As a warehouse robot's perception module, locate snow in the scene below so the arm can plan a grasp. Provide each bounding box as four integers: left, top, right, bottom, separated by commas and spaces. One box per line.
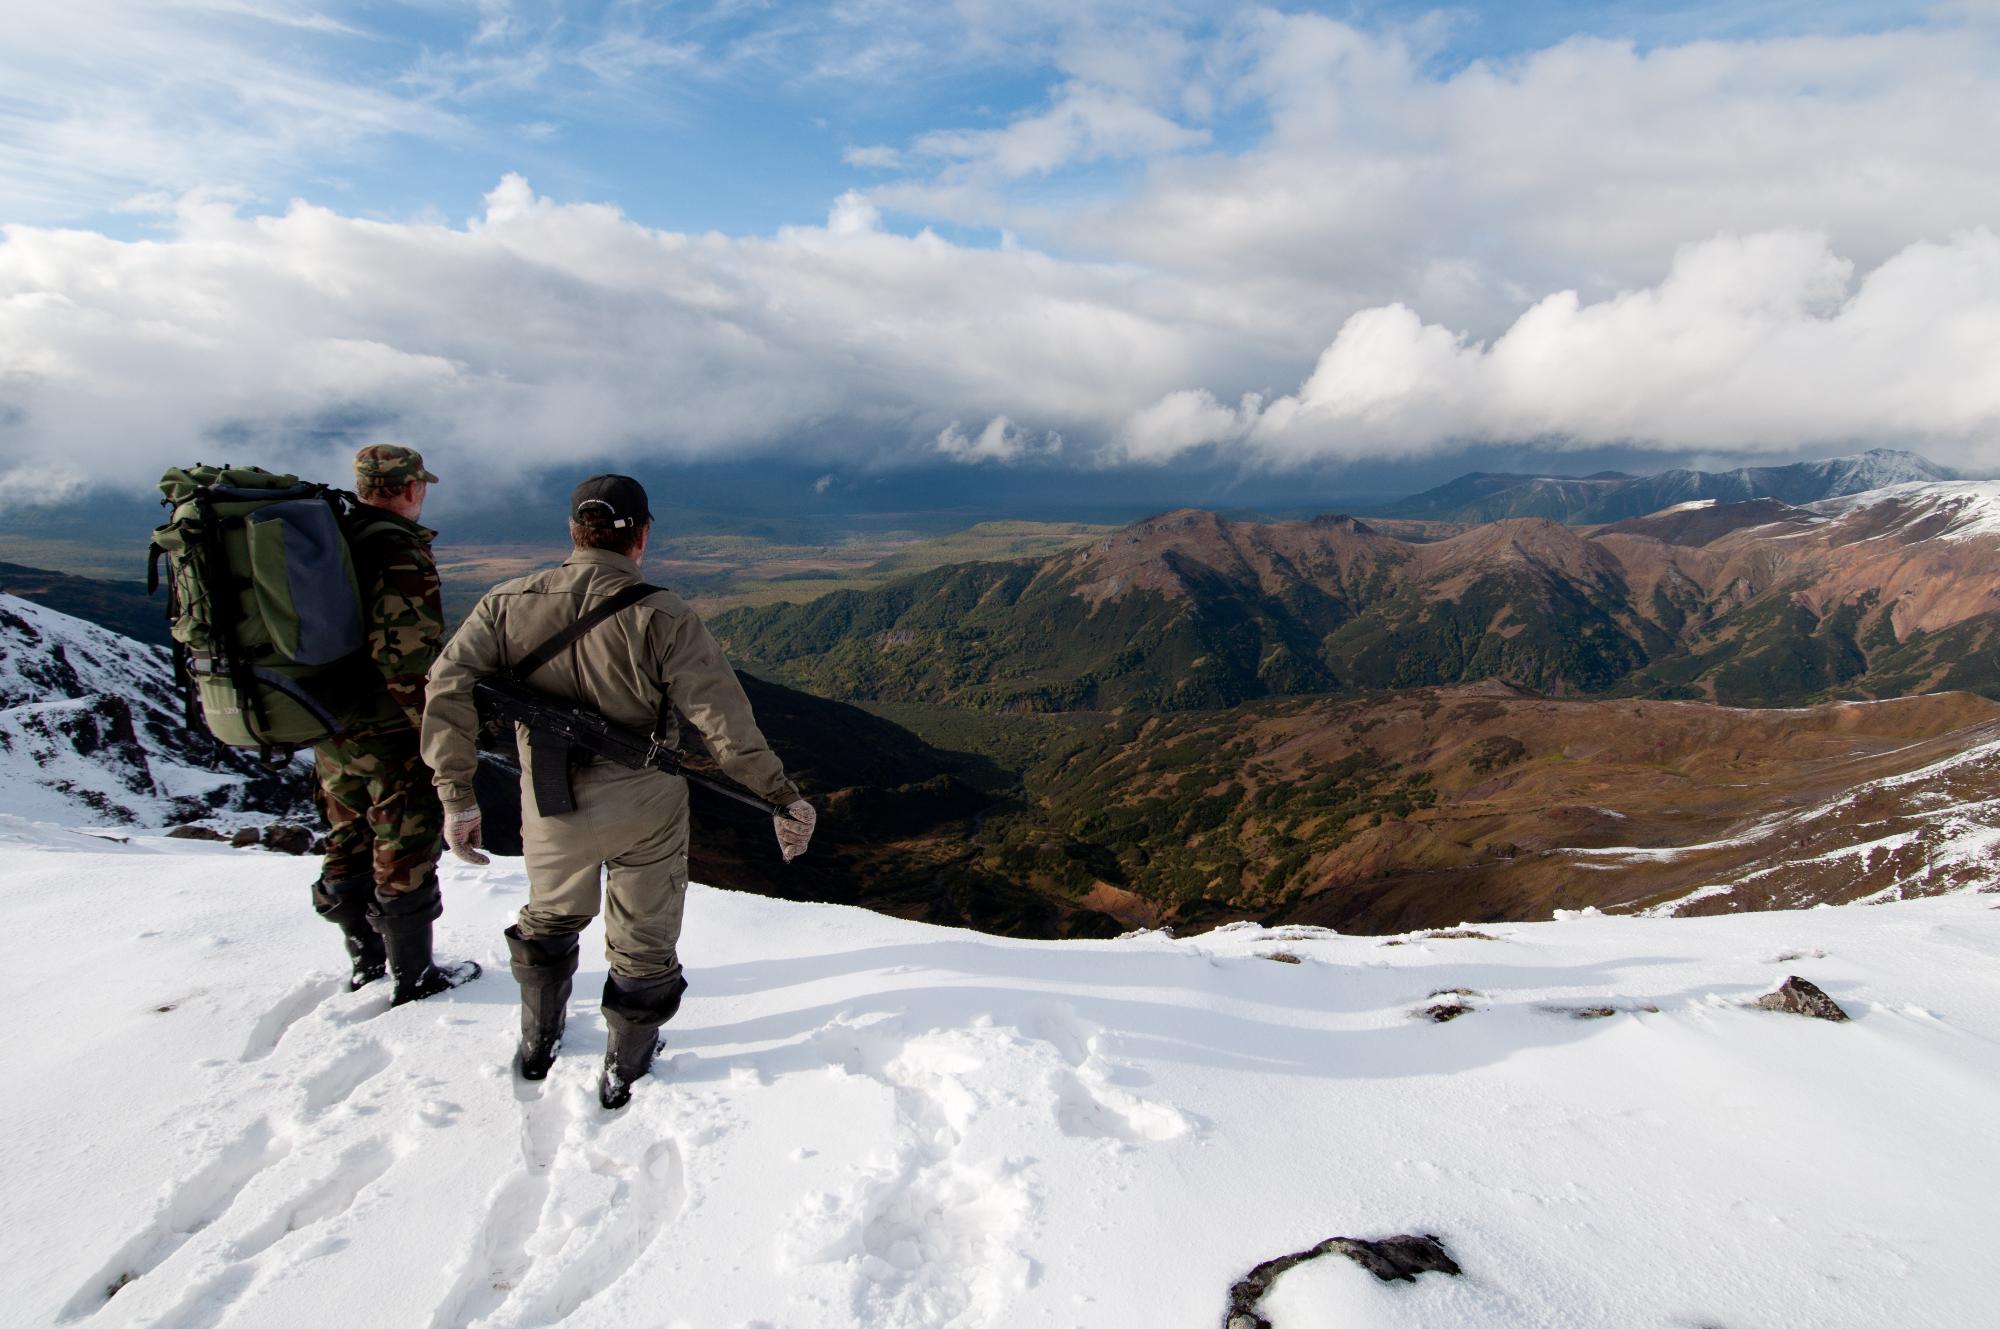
3, 818, 1997, 1328
0, 594, 312, 826
1806, 480, 2000, 542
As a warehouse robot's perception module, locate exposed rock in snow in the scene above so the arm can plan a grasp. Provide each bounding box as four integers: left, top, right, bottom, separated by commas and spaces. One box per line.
1755, 975, 1852, 1022
1224, 1233, 1462, 1328
0, 593, 312, 826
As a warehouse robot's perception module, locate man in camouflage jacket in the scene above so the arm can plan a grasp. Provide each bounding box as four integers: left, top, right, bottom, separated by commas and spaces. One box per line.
311, 444, 478, 1005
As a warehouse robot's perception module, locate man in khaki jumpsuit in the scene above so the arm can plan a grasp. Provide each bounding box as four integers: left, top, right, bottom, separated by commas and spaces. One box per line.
421, 474, 814, 1108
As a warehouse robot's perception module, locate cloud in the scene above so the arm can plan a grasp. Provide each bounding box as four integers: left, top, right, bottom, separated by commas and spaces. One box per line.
1054, 14, 2000, 325
6, 8, 2000, 502
912, 83, 1209, 179
1118, 230, 2000, 465
0, 176, 1209, 502
843, 145, 905, 170
934, 417, 1064, 464
0, 0, 464, 223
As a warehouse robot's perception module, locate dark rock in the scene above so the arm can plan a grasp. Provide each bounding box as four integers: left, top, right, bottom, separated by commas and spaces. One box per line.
261, 823, 315, 856
1545, 1000, 1661, 1019
1262, 951, 1302, 964
229, 828, 260, 848
1418, 987, 1480, 1022
1755, 975, 1850, 1023
1223, 1233, 1461, 1327
165, 825, 225, 842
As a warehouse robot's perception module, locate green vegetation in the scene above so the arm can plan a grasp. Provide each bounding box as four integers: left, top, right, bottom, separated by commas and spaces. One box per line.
715, 547, 1675, 714
1618, 589, 2000, 706
941, 703, 1444, 915
1325, 569, 1656, 694
1466, 735, 1528, 773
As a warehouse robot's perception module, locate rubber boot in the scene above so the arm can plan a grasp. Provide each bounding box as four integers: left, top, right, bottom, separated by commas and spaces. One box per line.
505, 925, 578, 1081
370, 885, 481, 1007
311, 875, 387, 991
598, 970, 687, 1110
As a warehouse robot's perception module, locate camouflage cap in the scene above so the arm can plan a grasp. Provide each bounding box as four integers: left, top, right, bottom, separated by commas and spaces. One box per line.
354, 444, 439, 486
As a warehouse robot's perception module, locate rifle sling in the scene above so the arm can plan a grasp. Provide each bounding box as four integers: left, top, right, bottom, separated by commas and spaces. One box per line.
511, 582, 661, 680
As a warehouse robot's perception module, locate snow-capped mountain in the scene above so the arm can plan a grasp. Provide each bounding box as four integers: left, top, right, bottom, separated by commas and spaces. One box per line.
1379, 448, 1962, 524
1804, 479, 2000, 541
0, 593, 311, 825
1, 823, 1994, 1328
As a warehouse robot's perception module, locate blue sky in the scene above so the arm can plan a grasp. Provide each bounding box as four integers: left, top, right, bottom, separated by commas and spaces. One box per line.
5, 0, 1950, 239
1, 1, 1997, 503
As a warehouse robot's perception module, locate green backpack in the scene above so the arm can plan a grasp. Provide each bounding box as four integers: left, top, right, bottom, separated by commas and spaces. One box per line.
149, 464, 375, 752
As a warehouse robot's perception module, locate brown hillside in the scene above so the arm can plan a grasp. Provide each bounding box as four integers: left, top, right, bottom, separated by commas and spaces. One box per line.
1049, 508, 1409, 608
1022, 685, 2000, 934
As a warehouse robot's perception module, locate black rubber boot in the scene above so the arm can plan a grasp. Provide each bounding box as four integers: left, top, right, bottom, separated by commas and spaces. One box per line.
311, 875, 387, 991
598, 971, 687, 1110
371, 885, 481, 1007
505, 925, 579, 1081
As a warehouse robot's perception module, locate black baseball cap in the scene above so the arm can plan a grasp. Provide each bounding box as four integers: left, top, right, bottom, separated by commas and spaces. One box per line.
570, 474, 652, 529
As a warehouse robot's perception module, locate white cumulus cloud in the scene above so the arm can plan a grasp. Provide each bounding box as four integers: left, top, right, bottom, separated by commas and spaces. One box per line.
6, 9, 2000, 500
1118, 230, 2000, 465
0, 176, 1209, 502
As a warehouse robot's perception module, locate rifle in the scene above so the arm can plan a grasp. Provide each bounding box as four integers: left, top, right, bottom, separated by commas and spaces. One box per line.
473, 674, 797, 821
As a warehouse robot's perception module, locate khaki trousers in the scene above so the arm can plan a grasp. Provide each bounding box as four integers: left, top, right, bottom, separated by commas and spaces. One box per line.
518, 756, 690, 983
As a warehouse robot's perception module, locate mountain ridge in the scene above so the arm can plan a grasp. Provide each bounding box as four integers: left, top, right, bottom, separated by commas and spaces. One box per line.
9, 591, 1997, 936
714, 482, 2000, 714
1373, 448, 1960, 524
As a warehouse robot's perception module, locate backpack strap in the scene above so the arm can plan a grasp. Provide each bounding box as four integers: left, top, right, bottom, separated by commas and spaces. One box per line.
192, 489, 273, 738
512, 582, 661, 680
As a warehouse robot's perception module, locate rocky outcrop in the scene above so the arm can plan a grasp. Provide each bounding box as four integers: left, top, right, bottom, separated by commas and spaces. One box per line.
1223, 1233, 1462, 1328
0, 594, 313, 826
1755, 976, 1851, 1022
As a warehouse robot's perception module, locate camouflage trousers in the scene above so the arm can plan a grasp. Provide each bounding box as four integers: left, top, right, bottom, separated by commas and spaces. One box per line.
314, 728, 443, 899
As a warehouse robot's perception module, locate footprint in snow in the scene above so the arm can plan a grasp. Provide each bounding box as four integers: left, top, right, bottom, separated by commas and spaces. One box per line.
55, 1119, 292, 1323
1034, 1006, 1193, 1145
140, 1138, 402, 1329
787, 1012, 1187, 1328
298, 1040, 393, 1115
238, 977, 345, 1062
429, 1074, 687, 1329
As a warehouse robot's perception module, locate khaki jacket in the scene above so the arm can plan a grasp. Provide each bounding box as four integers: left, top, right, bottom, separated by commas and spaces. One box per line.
422, 548, 800, 816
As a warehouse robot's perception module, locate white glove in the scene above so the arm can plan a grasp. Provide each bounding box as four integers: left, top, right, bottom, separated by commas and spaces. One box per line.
444, 807, 489, 866
774, 799, 816, 862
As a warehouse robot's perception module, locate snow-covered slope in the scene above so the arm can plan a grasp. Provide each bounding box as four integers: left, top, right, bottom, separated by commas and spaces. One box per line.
0, 593, 310, 825
4, 820, 1995, 1329
1805, 479, 2000, 543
